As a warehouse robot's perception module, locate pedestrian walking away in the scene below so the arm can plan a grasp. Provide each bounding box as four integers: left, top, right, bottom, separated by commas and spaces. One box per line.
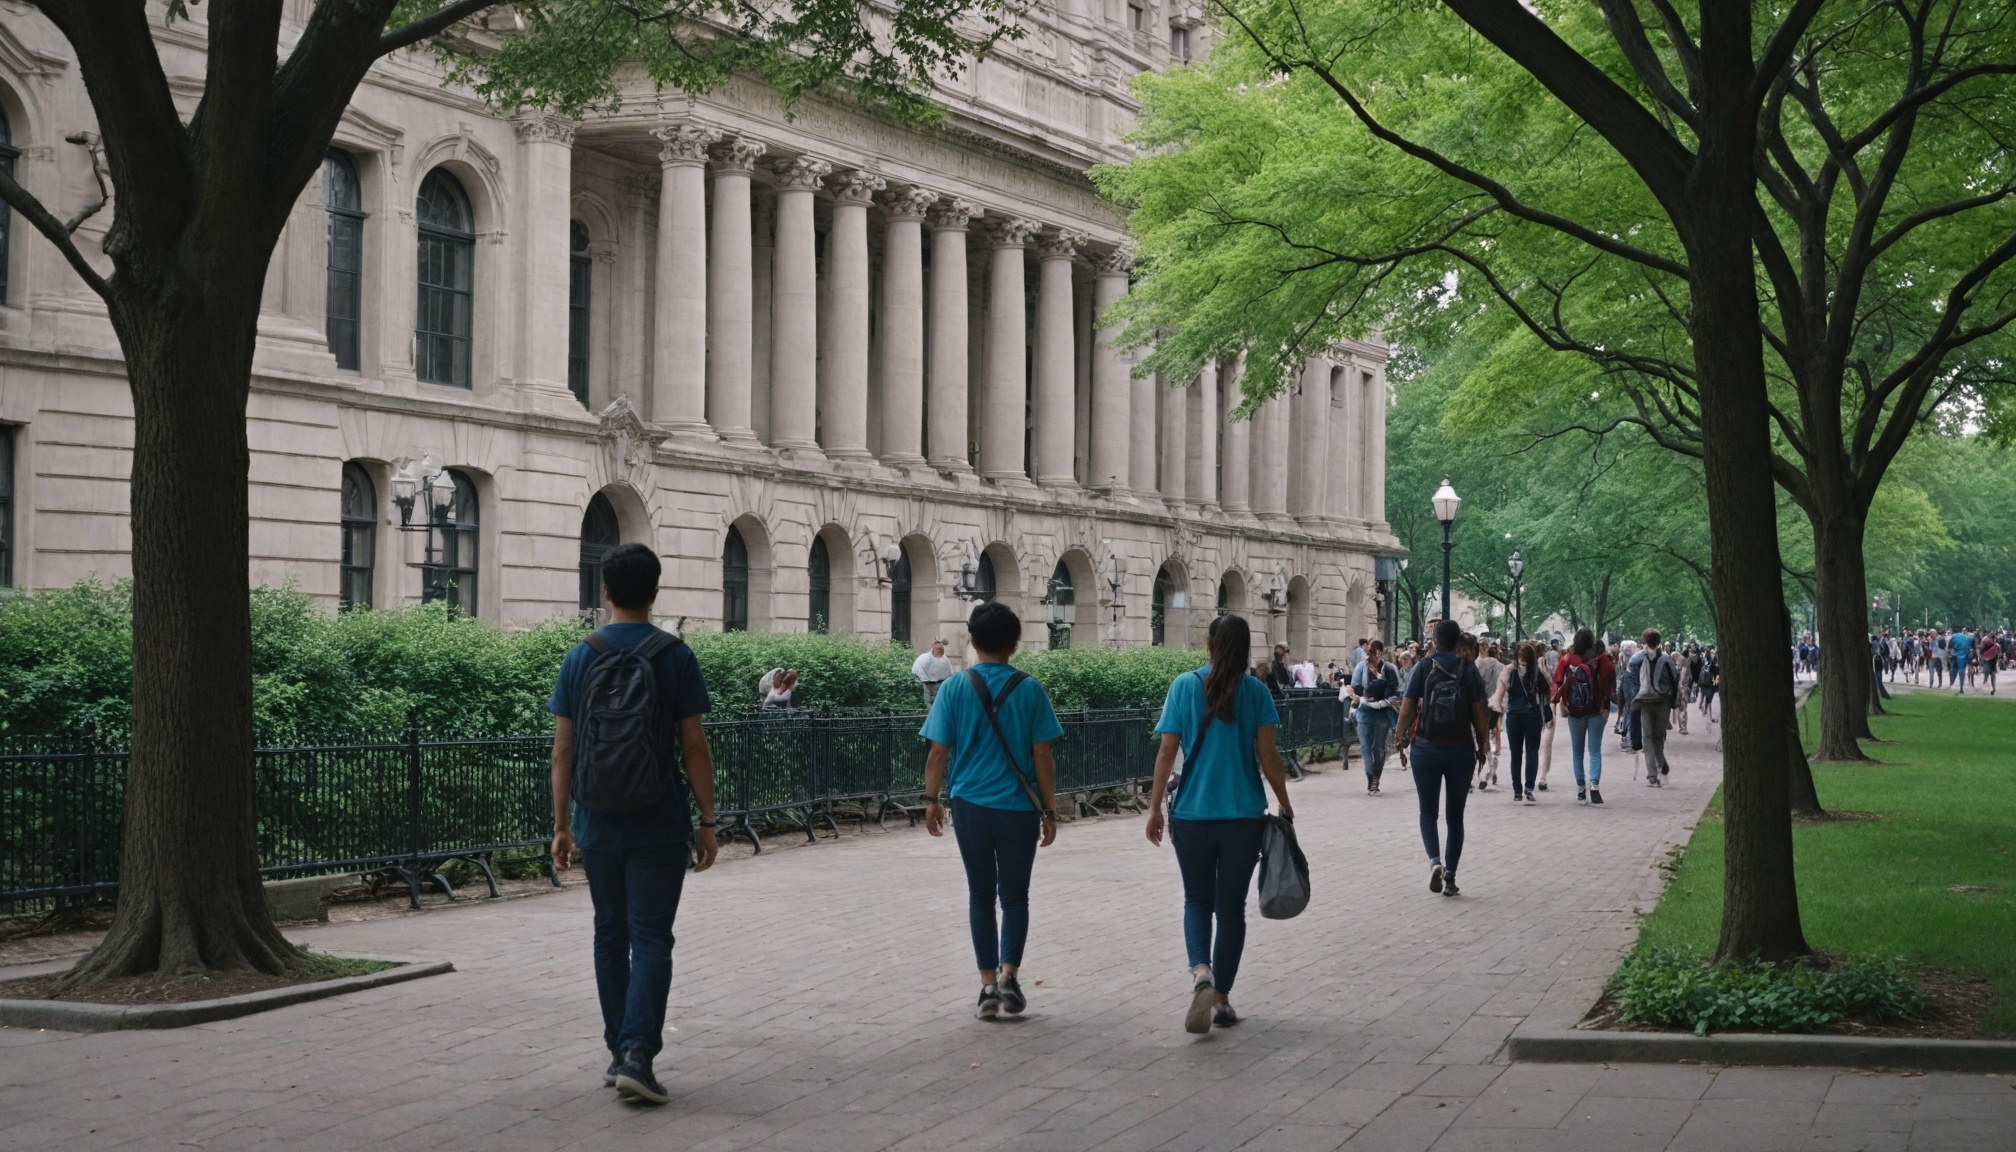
919, 601, 1064, 1021
1393, 619, 1492, 897
1552, 627, 1615, 805
1951, 626, 1975, 696
1350, 640, 1401, 794
1630, 630, 1679, 787
548, 543, 720, 1106
1474, 641, 1506, 790
1489, 641, 1550, 803
1981, 632, 2002, 695
1145, 614, 1296, 1034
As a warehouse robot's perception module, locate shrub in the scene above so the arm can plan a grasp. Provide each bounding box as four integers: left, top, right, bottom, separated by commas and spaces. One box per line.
0, 579, 135, 736
684, 630, 925, 711
1608, 947, 1926, 1035
1013, 645, 1209, 710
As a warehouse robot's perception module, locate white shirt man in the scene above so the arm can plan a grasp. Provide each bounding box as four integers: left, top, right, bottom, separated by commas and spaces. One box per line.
1293, 660, 1318, 688
911, 640, 956, 703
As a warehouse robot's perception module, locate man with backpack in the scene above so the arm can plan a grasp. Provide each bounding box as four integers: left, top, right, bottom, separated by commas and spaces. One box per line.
920, 600, 1063, 1020
1631, 630, 1680, 787
548, 543, 718, 1106
1392, 619, 1491, 898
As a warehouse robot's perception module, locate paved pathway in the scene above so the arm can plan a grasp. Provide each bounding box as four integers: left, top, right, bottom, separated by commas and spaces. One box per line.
5, 710, 2013, 1151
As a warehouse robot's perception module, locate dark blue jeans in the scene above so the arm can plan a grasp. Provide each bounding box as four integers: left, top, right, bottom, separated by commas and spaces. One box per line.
1170, 816, 1266, 994
1505, 708, 1543, 793
952, 797, 1040, 970
1410, 743, 1473, 872
583, 839, 687, 1059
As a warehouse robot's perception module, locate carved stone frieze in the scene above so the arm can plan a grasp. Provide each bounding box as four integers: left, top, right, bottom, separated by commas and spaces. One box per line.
829, 170, 887, 204
927, 197, 981, 231
1039, 229, 1088, 260
652, 123, 722, 166
987, 216, 1043, 248
712, 136, 768, 173
880, 187, 941, 221
772, 155, 834, 190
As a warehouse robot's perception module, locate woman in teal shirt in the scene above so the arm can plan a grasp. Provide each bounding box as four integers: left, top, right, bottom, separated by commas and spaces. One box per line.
1145, 614, 1296, 1035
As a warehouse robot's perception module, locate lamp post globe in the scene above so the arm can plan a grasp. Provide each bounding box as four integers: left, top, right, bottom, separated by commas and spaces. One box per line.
1432, 476, 1459, 624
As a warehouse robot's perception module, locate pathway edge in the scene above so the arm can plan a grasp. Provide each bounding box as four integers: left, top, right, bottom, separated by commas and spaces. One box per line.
0, 958, 454, 1033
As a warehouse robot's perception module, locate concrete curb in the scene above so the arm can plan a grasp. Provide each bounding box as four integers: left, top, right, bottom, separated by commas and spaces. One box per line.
0, 959, 454, 1033
1509, 1028, 2016, 1073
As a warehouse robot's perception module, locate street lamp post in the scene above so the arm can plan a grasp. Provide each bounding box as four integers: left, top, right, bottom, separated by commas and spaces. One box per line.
1508, 547, 1525, 643
1432, 476, 1461, 625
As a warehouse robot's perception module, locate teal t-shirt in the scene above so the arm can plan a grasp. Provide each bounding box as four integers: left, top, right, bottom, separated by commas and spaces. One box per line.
919, 662, 1064, 811
1155, 668, 1281, 821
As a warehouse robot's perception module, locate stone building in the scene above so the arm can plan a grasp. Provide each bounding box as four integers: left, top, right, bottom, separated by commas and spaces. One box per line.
0, 3, 1399, 659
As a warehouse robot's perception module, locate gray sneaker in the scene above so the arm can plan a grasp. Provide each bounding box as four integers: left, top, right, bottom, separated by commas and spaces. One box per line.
1185, 978, 1215, 1035
613, 1051, 667, 1105
976, 987, 1002, 1020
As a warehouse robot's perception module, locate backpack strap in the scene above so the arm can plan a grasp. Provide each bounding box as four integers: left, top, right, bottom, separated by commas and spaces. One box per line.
584, 632, 611, 654
1169, 670, 1216, 812
963, 668, 1047, 813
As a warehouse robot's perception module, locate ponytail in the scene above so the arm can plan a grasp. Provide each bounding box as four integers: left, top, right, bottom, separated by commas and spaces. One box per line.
1204, 614, 1251, 722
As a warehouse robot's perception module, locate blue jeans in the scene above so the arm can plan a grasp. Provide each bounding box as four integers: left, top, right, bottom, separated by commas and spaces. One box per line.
1566, 713, 1604, 787
952, 797, 1040, 970
1170, 817, 1266, 994
1505, 708, 1543, 793
1410, 743, 1473, 872
1954, 656, 1969, 692
583, 839, 688, 1060
1357, 712, 1395, 779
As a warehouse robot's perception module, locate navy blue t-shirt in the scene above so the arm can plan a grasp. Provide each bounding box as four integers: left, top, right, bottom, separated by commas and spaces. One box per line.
548, 624, 712, 849
1403, 651, 1487, 751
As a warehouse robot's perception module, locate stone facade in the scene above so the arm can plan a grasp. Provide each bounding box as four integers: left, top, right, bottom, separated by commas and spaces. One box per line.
0, 3, 1399, 660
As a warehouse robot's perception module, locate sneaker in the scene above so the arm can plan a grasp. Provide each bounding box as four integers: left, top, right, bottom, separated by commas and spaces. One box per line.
1537, 782, 1548, 792
604, 1053, 621, 1087
1661, 764, 1670, 776
1000, 975, 1026, 1016
1429, 863, 1444, 893
1442, 871, 1460, 897
1591, 788, 1605, 805
1213, 1003, 1240, 1028
1577, 789, 1588, 805
1512, 790, 1524, 803
613, 1051, 668, 1105
977, 987, 1002, 1020
1185, 978, 1215, 1035
1526, 791, 1537, 803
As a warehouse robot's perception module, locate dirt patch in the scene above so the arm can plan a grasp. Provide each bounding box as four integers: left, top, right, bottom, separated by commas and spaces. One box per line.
1583, 963, 2002, 1040
0, 958, 398, 1006
1794, 808, 1886, 824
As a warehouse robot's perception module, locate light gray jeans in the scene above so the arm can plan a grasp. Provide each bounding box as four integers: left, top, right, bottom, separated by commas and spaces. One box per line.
1639, 702, 1672, 779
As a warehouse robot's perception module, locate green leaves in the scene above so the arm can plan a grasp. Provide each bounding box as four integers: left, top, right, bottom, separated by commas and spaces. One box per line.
1609, 947, 1927, 1036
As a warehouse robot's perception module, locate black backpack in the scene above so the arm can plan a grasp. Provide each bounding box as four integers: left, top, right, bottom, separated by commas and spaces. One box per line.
572, 628, 681, 813
1563, 659, 1597, 712
1418, 658, 1467, 743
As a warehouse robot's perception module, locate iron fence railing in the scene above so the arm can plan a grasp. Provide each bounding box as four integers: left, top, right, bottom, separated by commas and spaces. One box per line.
1, 690, 1350, 914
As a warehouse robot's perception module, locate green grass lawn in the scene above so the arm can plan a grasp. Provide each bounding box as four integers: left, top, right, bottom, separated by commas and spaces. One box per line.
1637, 690, 2016, 1035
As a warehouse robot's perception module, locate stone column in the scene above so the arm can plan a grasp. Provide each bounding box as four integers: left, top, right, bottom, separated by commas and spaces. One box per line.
1160, 373, 1189, 507
1033, 229, 1085, 488
1293, 358, 1332, 525
706, 136, 766, 445
1130, 347, 1159, 497
1366, 360, 1388, 525
821, 170, 883, 460
876, 187, 936, 466
1220, 353, 1251, 515
982, 217, 1041, 485
1188, 358, 1219, 508
927, 199, 978, 471
1252, 390, 1290, 520
1339, 355, 1365, 523
768, 156, 830, 452
1089, 250, 1133, 494
750, 192, 775, 443
512, 114, 579, 405
650, 123, 720, 432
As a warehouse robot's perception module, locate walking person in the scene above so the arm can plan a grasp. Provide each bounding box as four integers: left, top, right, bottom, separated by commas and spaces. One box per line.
1981, 631, 2001, 695
1351, 640, 1401, 794
1145, 614, 1296, 1033
1952, 626, 1974, 696
1613, 639, 1643, 758
1631, 631, 1679, 787
912, 638, 956, 705
1673, 646, 1693, 735
1270, 644, 1295, 693
920, 601, 1064, 1021
1393, 619, 1491, 896
1536, 638, 1562, 791
548, 543, 719, 1105
1490, 640, 1550, 803
1474, 641, 1506, 789
1552, 627, 1615, 805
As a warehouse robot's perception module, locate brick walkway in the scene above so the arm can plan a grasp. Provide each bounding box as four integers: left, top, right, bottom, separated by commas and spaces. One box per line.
5, 713, 2013, 1151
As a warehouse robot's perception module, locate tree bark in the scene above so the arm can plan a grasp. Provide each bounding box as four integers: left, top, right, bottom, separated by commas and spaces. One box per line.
1810, 511, 1875, 757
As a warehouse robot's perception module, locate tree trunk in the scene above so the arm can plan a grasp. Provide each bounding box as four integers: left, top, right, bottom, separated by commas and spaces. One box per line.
1781, 604, 1823, 816
1811, 512, 1874, 758
58, 280, 297, 985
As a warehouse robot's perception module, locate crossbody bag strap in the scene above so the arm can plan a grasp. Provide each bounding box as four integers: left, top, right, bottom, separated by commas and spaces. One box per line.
1169, 670, 1215, 814
964, 668, 1046, 812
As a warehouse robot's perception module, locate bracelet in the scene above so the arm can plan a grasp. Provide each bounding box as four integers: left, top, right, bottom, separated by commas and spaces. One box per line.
923, 794, 941, 804
1042, 808, 1057, 820
697, 817, 720, 828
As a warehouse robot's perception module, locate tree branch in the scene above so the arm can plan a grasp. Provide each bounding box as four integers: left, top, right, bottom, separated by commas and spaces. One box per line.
0, 161, 111, 297
378, 0, 508, 57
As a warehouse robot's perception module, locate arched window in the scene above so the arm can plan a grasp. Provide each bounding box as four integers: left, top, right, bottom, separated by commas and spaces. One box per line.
339, 463, 375, 610
1152, 568, 1171, 647
415, 170, 474, 387
1047, 559, 1074, 650
807, 535, 831, 633
324, 150, 365, 370
568, 220, 591, 407
890, 548, 912, 645
578, 492, 619, 614
422, 469, 479, 616
722, 526, 749, 632
1217, 580, 1230, 615
977, 551, 997, 602
0, 108, 15, 306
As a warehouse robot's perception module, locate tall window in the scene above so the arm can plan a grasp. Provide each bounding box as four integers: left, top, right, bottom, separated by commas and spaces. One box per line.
807, 535, 831, 633
568, 220, 591, 407
1152, 567, 1173, 647
1217, 580, 1230, 615
422, 469, 479, 616
1169, 25, 1191, 60
323, 151, 365, 370
977, 551, 997, 602
0, 109, 15, 306
1048, 559, 1074, 650
1128, 0, 1146, 32
890, 548, 912, 645
578, 492, 619, 615
415, 170, 474, 387
339, 463, 375, 609
722, 526, 749, 632
0, 425, 14, 588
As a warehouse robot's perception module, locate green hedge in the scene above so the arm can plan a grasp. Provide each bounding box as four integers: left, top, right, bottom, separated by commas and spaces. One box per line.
0, 582, 1222, 739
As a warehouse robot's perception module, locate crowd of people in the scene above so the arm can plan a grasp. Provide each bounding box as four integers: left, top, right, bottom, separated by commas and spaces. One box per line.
1856, 627, 2010, 695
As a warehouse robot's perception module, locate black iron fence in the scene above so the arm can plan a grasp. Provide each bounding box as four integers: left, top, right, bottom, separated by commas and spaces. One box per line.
1, 690, 1347, 914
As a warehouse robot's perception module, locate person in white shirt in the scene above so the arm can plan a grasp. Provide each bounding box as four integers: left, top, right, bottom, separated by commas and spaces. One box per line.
757, 666, 783, 702
911, 639, 956, 704
1293, 660, 1318, 689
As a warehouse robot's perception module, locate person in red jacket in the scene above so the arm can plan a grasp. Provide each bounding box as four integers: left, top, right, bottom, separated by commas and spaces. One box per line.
1551, 627, 1615, 805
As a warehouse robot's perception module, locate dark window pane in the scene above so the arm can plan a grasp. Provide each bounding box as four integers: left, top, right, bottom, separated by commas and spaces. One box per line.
579, 492, 620, 614
415, 170, 473, 387
722, 526, 749, 632
808, 536, 830, 633
0, 425, 14, 588
324, 151, 365, 370
568, 226, 591, 406
339, 462, 375, 610
890, 550, 911, 645
422, 470, 479, 616
0, 110, 15, 307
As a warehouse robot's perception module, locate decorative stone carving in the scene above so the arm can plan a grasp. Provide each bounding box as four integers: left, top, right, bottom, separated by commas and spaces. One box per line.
619, 170, 660, 208
598, 394, 667, 470
829, 170, 887, 204
1092, 248, 1136, 276
1039, 229, 1088, 260
712, 136, 768, 173
880, 187, 941, 221
513, 113, 577, 146
772, 155, 833, 189
988, 216, 1043, 248
927, 197, 981, 231
652, 123, 722, 166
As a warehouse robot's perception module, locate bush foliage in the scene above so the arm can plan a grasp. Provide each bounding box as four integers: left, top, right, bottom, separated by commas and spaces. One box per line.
1608, 947, 1926, 1035
0, 582, 1218, 739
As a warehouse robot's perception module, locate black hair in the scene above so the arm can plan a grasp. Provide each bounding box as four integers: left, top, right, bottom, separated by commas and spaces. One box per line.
1204, 614, 1251, 722
600, 542, 661, 610
1572, 626, 1596, 657
967, 600, 1021, 653
1434, 618, 1462, 650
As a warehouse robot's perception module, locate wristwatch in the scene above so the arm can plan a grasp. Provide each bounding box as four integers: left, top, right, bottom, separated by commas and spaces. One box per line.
697, 816, 720, 828
1042, 807, 1058, 820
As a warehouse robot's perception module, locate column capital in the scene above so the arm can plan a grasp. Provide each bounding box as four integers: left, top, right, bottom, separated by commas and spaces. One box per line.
772, 155, 833, 190
514, 112, 578, 146
988, 216, 1043, 249
652, 122, 722, 167
711, 135, 768, 173
830, 170, 887, 205
927, 197, 982, 231
1039, 229, 1088, 260
881, 186, 940, 221
1092, 248, 1136, 276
